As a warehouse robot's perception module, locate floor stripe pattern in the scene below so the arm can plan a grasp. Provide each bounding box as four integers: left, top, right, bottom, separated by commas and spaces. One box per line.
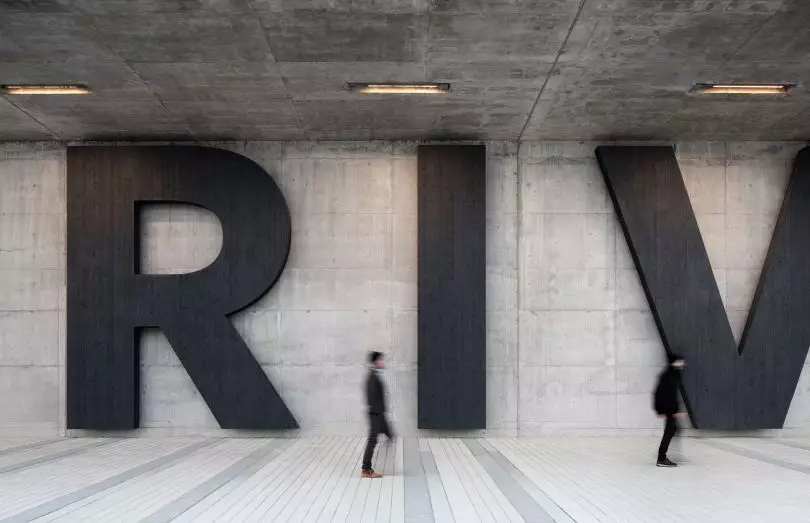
0, 437, 806, 521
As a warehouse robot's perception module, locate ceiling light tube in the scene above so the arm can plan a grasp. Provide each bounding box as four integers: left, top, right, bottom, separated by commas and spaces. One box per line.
692, 83, 794, 95
346, 83, 450, 94
1, 84, 91, 95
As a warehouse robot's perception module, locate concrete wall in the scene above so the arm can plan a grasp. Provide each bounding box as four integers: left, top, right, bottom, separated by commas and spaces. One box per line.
1, 141, 809, 437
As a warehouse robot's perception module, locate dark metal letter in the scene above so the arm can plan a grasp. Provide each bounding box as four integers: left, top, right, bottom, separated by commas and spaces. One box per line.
597, 145, 810, 429
67, 146, 297, 429
418, 145, 487, 429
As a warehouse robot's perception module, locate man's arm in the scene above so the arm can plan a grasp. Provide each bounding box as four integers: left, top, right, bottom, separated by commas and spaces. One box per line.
379, 375, 387, 414
365, 373, 373, 409
653, 373, 664, 414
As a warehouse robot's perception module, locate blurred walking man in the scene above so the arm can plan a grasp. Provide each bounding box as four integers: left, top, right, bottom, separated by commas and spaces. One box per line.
654, 353, 686, 467
361, 351, 393, 478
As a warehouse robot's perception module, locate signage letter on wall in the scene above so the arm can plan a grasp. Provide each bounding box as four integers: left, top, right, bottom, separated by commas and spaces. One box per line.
418, 145, 487, 429
597, 146, 810, 430
67, 146, 297, 430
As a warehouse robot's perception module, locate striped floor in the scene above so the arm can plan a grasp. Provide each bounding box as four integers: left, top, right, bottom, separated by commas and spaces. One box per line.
0, 436, 807, 522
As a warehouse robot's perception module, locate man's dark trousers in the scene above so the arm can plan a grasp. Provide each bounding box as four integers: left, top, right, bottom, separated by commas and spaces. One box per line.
362, 413, 392, 470
658, 414, 679, 461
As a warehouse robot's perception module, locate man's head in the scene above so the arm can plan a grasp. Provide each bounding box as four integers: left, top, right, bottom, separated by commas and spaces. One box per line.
369, 351, 385, 369
668, 353, 685, 370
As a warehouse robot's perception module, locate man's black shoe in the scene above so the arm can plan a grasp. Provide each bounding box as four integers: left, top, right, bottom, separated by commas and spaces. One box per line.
656, 458, 677, 467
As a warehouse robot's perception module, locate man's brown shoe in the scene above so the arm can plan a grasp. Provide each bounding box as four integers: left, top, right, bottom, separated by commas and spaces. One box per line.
361, 469, 383, 478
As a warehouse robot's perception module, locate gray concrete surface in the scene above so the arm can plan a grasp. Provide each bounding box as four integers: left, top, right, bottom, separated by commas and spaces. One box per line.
1, 140, 809, 437
1, 1, 810, 141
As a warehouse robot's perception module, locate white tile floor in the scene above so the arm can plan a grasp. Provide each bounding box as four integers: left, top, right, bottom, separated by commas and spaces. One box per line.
0, 436, 808, 522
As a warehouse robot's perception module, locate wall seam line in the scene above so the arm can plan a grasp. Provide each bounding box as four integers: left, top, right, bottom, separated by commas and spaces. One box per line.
515, 141, 523, 437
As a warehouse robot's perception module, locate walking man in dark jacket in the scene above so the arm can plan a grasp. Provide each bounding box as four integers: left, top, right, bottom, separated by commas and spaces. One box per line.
361, 351, 393, 478
654, 353, 686, 467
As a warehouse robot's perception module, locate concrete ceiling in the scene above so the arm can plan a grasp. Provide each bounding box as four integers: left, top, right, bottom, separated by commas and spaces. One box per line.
1, 0, 809, 141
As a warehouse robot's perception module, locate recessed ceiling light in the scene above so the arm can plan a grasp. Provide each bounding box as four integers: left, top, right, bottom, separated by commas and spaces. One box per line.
691, 83, 794, 95
346, 83, 450, 94
1, 84, 91, 95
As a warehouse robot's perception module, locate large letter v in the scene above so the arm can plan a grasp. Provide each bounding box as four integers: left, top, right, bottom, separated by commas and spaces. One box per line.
597, 146, 810, 430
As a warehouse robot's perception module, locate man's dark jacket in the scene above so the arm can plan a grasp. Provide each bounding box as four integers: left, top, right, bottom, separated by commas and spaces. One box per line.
366, 370, 386, 414
654, 367, 681, 415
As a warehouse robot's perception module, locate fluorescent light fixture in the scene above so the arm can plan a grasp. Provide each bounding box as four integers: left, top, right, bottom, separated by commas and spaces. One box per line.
346, 83, 450, 94
691, 83, 794, 94
1, 84, 91, 95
